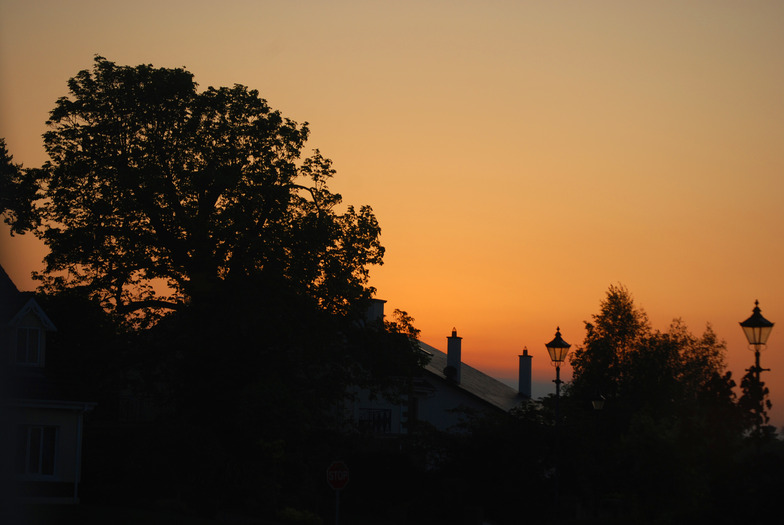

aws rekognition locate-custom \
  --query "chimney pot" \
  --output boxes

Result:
[364,298,386,323]
[447,328,462,383]
[519,346,532,398]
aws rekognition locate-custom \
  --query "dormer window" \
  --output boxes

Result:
[16,327,43,366]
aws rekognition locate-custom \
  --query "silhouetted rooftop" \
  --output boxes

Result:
[419,340,523,412]
[0,264,25,323]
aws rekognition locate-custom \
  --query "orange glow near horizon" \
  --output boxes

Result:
[2,1,784,424]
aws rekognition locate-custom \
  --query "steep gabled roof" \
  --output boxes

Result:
[0,265,55,330]
[419,340,522,412]
[0,264,24,323]
[8,296,57,331]
[0,265,83,405]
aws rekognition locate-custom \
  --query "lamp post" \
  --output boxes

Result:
[545,327,571,515]
[546,327,571,426]
[740,300,774,382]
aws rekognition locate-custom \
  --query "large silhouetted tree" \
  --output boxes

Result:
[2,57,383,320]
[1,58,428,517]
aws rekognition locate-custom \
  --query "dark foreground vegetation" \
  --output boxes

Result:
[3,58,783,524]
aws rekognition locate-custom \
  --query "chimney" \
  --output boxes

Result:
[519,347,532,398]
[446,328,462,383]
[364,298,386,324]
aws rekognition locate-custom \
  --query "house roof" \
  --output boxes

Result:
[418,340,523,412]
[0,265,55,330]
[0,264,24,323]
[1,264,68,402]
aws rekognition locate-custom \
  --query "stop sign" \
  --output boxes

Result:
[326,461,350,490]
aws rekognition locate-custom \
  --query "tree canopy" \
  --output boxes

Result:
[1,57,431,517]
[2,56,383,319]
[568,284,735,419]
[557,285,780,521]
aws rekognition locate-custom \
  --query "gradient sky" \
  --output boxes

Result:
[2,1,783,425]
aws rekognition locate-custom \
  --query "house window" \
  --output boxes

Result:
[16,327,42,366]
[16,425,58,476]
[358,408,392,434]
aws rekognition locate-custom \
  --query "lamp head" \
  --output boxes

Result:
[545,327,571,365]
[740,300,774,349]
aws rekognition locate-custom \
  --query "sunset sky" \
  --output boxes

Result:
[2,1,783,424]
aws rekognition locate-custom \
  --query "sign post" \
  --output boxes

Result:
[326,461,349,525]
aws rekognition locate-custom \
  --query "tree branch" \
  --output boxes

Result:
[118,298,183,313]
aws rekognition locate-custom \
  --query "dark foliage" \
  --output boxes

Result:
[1,139,39,232]
[557,284,779,523]
[739,367,776,439]
[1,57,427,522]
[2,57,383,322]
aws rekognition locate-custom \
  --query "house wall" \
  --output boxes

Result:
[5,406,83,483]
[350,379,506,434]
[417,380,495,432]
[5,311,48,365]
[349,390,407,435]
[17,311,44,330]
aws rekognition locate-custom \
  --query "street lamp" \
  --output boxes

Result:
[545,327,571,513]
[740,300,774,381]
[546,326,571,424]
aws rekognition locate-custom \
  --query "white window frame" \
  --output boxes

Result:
[18,425,59,478]
[15,327,44,366]
[358,408,393,434]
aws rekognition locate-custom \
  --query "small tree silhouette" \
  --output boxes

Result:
[739,367,775,439]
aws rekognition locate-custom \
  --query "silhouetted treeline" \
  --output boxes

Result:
[38,280,784,524]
